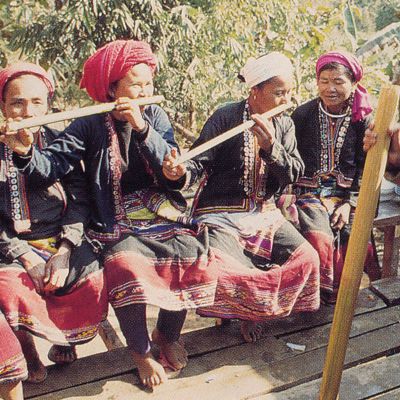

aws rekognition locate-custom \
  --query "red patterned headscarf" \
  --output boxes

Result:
[316,51,372,122]
[80,40,157,103]
[0,62,55,103]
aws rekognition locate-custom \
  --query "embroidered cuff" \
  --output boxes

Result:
[345,192,358,208]
[259,142,282,164]
[5,241,31,261]
[181,170,192,192]
[135,121,150,142]
[13,147,33,168]
[60,223,84,248]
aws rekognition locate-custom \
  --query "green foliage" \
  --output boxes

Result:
[343,1,357,51]
[0,0,397,141]
[375,0,400,31]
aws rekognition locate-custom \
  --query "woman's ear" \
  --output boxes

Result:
[108,83,117,100]
[250,87,257,101]
[0,101,6,116]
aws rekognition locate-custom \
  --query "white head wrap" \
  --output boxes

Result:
[240,52,294,88]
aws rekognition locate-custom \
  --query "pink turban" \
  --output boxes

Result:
[316,51,372,122]
[80,40,157,103]
[0,61,55,103]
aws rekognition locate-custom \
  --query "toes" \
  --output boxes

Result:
[242,333,252,343]
[241,321,262,343]
[142,377,149,387]
[48,345,77,364]
[142,371,164,388]
[150,376,157,387]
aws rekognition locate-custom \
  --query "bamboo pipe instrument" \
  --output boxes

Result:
[173,102,292,165]
[319,85,400,400]
[7,95,165,131]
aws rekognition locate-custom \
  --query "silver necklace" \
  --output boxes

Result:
[319,101,347,118]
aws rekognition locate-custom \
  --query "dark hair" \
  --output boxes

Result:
[237,72,245,83]
[318,62,355,83]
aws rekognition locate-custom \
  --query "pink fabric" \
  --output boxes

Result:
[316,51,372,122]
[197,242,320,321]
[0,268,107,344]
[0,312,27,383]
[80,40,157,103]
[0,62,55,102]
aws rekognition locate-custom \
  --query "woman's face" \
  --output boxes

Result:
[113,63,154,100]
[1,74,49,119]
[251,75,293,114]
[317,69,354,113]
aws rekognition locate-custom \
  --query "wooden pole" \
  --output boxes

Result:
[7,95,165,131]
[319,85,400,400]
[173,102,292,165]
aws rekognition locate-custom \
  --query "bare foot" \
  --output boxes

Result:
[131,351,167,388]
[151,328,188,371]
[240,321,262,343]
[15,330,47,383]
[48,345,77,364]
[26,358,47,383]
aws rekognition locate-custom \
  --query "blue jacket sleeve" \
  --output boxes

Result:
[139,105,184,190]
[14,118,89,186]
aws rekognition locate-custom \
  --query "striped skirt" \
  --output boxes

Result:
[278,192,379,302]
[195,208,321,320]
[0,240,107,345]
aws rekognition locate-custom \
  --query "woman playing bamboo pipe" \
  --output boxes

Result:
[164,52,321,343]
[0,40,219,389]
[0,62,107,400]
[279,51,380,304]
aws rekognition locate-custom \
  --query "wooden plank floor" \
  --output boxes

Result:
[23,287,400,400]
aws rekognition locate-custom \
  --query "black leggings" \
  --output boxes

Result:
[114,304,187,354]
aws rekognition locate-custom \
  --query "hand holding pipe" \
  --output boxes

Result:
[173,102,292,166]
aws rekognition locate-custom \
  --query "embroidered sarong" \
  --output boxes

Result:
[104,189,218,310]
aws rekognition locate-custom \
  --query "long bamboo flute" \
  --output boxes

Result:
[7,95,165,131]
[319,85,400,400]
[174,102,292,165]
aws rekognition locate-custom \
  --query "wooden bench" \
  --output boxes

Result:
[373,196,400,277]
[371,196,400,305]
[23,287,400,400]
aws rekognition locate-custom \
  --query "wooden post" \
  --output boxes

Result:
[98,319,124,351]
[319,85,400,400]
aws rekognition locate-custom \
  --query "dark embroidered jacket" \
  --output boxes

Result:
[15,105,182,242]
[0,127,89,261]
[291,98,368,193]
[185,100,304,214]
